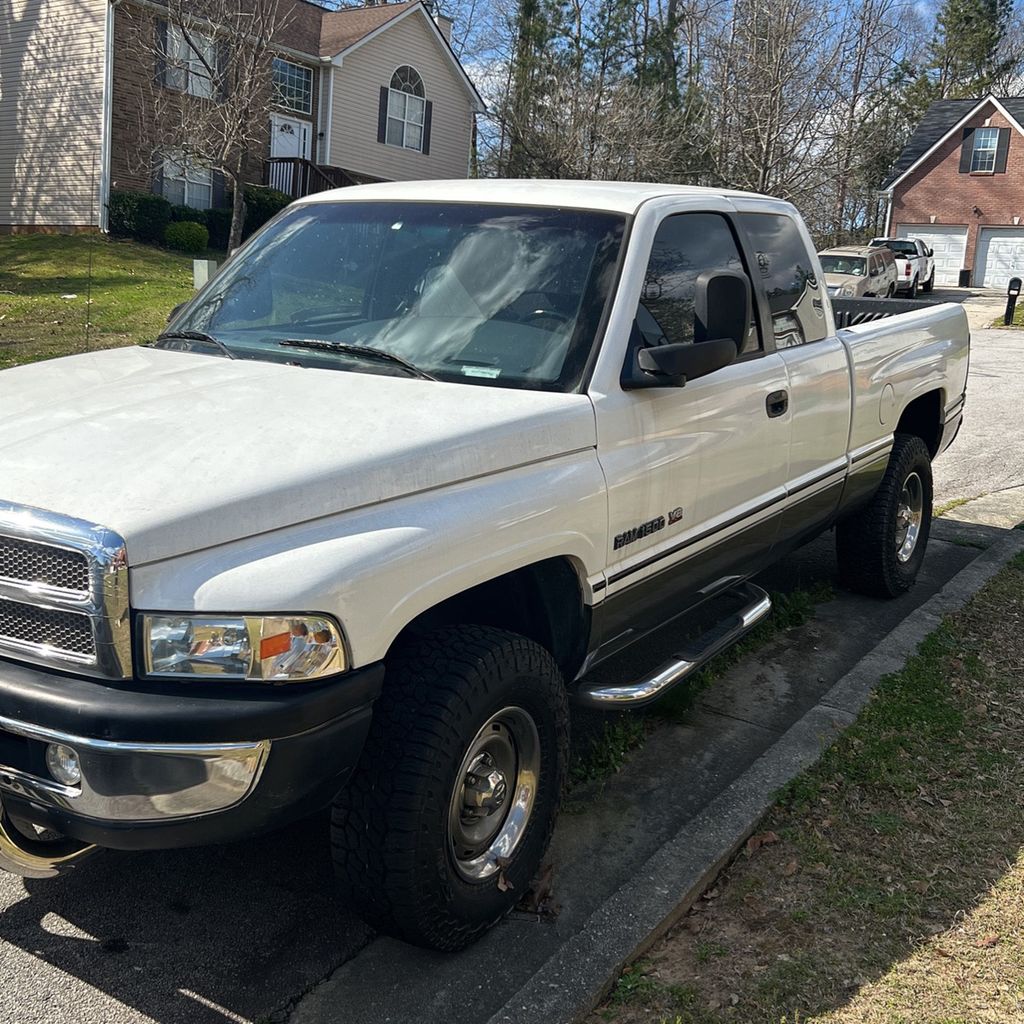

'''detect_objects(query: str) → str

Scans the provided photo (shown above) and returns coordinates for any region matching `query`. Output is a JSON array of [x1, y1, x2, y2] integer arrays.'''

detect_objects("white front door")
[[271, 114, 312, 160], [269, 115, 312, 195], [895, 224, 966, 286]]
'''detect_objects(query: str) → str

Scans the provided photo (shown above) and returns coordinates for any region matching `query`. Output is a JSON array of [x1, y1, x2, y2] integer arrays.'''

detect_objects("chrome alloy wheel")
[[895, 471, 924, 563], [447, 706, 540, 881]]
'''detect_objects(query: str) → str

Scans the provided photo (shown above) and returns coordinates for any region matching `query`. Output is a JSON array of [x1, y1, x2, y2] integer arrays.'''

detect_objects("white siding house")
[[0, 0, 110, 230]]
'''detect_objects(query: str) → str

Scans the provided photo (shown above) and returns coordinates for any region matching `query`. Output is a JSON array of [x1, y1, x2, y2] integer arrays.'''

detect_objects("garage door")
[[894, 224, 967, 286], [976, 228, 1024, 289]]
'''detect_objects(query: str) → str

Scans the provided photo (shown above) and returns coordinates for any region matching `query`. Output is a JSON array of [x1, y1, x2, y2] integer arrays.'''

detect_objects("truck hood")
[[0, 347, 596, 565]]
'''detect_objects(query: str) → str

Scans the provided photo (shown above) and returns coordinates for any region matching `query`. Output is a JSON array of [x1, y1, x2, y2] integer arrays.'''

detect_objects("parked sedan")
[[819, 245, 898, 299]]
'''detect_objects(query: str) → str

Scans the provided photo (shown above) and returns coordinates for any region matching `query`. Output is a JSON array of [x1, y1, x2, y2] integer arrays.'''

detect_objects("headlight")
[[140, 614, 347, 682], [840, 284, 857, 296]]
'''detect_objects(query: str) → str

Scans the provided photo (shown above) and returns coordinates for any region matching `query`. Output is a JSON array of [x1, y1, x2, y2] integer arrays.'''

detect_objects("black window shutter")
[[377, 86, 389, 144], [422, 100, 433, 155], [959, 126, 976, 173], [217, 39, 230, 101], [212, 171, 226, 208], [995, 127, 1010, 172], [155, 19, 168, 86]]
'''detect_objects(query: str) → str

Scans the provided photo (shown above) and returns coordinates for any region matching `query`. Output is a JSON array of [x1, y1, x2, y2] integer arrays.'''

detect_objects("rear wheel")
[[331, 625, 568, 951], [907, 276, 919, 299], [922, 269, 935, 293], [836, 434, 932, 598]]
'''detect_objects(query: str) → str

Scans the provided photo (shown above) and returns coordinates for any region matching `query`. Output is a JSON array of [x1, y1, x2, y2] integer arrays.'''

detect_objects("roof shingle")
[[319, 1, 420, 58]]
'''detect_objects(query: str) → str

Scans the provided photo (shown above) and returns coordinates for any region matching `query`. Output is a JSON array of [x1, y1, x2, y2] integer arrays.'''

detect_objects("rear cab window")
[[738, 212, 828, 348]]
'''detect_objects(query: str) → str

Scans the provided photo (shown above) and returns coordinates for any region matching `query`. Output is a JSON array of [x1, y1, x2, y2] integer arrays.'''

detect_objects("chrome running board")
[[575, 582, 772, 709]]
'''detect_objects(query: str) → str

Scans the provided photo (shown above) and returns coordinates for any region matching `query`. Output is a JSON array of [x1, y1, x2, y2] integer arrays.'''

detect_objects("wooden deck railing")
[[264, 158, 354, 200]]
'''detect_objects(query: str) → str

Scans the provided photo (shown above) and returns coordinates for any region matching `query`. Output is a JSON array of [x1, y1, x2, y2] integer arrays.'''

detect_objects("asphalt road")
[[1, 294, 1019, 1024], [932, 325, 1024, 505]]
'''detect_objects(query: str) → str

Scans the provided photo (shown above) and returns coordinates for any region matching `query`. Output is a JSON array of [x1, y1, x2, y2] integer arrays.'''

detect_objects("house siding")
[[0, 0, 107, 229], [328, 10, 473, 182], [892, 101, 1024, 278]]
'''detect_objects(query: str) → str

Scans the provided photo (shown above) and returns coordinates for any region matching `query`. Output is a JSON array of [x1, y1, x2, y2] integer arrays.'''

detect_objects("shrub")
[[170, 204, 206, 225], [242, 185, 291, 238], [164, 220, 210, 255], [133, 192, 173, 244], [108, 190, 142, 238], [205, 207, 232, 250]]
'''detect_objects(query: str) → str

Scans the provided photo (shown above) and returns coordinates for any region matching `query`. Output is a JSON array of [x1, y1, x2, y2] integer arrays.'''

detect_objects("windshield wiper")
[[278, 338, 436, 381], [152, 330, 236, 360]]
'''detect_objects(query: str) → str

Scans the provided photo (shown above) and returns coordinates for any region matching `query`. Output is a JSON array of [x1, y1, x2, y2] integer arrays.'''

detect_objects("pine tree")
[[926, 0, 1013, 97]]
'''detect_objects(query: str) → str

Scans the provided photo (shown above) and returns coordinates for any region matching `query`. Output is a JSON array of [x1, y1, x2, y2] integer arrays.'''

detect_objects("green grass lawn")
[[592, 554, 1024, 1024], [0, 234, 196, 370]]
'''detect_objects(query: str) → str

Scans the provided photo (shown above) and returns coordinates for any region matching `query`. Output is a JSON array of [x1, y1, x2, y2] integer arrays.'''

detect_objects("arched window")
[[384, 65, 429, 152]]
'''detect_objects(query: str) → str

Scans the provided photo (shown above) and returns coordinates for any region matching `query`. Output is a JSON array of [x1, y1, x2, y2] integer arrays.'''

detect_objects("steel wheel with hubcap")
[[332, 625, 568, 951], [448, 707, 540, 880], [836, 433, 933, 597]]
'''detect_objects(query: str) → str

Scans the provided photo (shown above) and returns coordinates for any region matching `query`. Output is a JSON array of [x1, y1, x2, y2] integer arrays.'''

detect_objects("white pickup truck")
[[870, 236, 936, 297], [0, 181, 969, 951]]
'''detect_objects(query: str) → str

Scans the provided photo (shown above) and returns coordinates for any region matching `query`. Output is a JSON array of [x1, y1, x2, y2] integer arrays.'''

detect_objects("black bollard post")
[[1005, 277, 1022, 326]]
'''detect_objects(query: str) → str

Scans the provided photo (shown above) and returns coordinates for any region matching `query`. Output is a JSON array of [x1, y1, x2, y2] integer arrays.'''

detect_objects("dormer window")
[[385, 66, 427, 151]]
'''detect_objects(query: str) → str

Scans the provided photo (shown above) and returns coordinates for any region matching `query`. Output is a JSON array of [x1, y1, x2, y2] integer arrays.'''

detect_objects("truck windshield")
[[820, 255, 865, 276], [168, 201, 625, 392]]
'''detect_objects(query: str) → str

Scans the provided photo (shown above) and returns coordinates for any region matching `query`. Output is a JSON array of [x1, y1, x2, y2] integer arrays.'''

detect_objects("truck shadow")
[[0, 519, 1011, 1024], [0, 813, 373, 1024]]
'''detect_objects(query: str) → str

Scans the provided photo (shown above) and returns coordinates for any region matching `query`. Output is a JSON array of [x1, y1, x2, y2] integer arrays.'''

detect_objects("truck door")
[[736, 210, 853, 553], [589, 204, 790, 644]]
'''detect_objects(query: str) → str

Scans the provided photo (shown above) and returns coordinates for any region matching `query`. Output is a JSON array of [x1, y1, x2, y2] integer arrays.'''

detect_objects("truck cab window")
[[739, 212, 827, 348], [637, 212, 761, 356]]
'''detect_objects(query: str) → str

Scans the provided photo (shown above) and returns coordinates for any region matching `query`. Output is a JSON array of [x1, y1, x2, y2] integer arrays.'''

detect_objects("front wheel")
[[886, 284, 895, 298], [331, 626, 568, 951], [836, 434, 933, 597]]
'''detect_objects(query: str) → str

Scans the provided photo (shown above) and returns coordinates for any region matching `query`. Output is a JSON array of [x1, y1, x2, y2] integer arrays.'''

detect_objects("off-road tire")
[[922, 269, 935, 293], [331, 625, 569, 951], [836, 433, 932, 598]]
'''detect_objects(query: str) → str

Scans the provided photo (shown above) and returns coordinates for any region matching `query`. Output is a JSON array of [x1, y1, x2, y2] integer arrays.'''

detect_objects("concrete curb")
[[486, 530, 1024, 1024]]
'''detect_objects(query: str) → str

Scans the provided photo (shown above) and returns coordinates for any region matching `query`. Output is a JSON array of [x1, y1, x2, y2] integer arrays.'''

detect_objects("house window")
[[162, 154, 213, 210], [971, 127, 999, 172], [273, 58, 312, 116], [386, 65, 426, 151], [165, 24, 217, 100]]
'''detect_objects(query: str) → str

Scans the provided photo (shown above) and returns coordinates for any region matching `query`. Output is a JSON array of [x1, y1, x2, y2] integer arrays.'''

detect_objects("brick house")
[[881, 94, 1024, 288], [0, 0, 483, 233]]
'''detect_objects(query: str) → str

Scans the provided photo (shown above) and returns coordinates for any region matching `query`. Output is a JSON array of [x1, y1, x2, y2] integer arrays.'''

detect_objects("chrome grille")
[[0, 536, 90, 595], [0, 598, 94, 656], [0, 501, 131, 677]]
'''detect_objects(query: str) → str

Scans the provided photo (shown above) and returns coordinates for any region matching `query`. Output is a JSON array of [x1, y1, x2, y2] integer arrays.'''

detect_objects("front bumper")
[[0, 656, 383, 852]]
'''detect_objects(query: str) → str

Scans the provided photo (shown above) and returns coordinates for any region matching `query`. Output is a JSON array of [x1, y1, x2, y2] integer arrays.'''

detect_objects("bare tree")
[[122, 0, 290, 249]]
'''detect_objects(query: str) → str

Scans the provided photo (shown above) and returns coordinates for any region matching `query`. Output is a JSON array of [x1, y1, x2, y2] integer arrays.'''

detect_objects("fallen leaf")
[[934, 947, 954, 958], [910, 880, 930, 894], [701, 886, 720, 901], [745, 831, 780, 856], [976, 934, 1000, 948], [781, 859, 799, 877]]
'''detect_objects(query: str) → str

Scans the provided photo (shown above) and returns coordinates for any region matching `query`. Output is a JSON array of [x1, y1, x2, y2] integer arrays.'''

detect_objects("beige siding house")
[[0, 0, 481, 233], [0, 0, 111, 231], [323, 4, 478, 182]]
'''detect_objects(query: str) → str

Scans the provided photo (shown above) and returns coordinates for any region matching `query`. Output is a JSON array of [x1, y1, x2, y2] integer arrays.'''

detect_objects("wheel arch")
[[895, 388, 944, 457], [387, 556, 592, 680]]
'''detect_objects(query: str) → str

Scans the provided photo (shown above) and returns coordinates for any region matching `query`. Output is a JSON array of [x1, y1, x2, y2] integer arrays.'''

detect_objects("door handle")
[[766, 390, 789, 418]]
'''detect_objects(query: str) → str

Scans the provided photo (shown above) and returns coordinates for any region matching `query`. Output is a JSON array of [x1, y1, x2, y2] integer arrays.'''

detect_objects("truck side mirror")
[[166, 302, 186, 324], [632, 338, 738, 388], [694, 269, 752, 348]]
